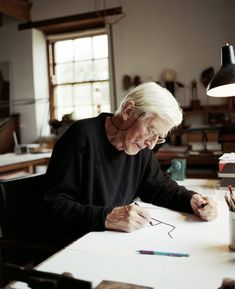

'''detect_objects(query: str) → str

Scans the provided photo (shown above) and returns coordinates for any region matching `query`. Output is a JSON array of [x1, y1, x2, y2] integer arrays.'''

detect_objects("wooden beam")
[[0, 0, 31, 21], [18, 6, 122, 34]]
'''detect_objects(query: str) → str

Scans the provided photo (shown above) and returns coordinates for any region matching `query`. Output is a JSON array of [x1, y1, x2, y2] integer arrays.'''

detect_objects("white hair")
[[116, 82, 183, 129]]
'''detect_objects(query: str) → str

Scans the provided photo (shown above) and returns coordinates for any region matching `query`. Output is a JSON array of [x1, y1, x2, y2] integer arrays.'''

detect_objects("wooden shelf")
[[181, 103, 235, 125], [157, 102, 235, 178]]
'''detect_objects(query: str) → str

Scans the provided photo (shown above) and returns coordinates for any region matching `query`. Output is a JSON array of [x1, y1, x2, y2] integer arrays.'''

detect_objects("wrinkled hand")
[[105, 204, 151, 232], [190, 194, 217, 221]]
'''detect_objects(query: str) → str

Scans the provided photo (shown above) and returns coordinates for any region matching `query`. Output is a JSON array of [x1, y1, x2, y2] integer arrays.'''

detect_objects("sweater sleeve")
[[138, 152, 196, 213], [43, 125, 113, 239]]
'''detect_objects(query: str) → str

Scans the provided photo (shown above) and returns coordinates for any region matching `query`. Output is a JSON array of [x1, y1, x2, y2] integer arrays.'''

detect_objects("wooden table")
[[0, 152, 51, 178]]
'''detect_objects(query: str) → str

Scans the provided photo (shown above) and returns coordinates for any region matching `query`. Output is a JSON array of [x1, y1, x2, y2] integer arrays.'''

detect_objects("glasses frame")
[[155, 137, 166, 145]]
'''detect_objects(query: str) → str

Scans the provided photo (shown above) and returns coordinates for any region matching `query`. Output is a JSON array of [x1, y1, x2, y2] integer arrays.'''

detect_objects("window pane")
[[55, 63, 74, 84], [92, 82, 111, 113], [54, 85, 73, 120], [73, 105, 93, 119], [55, 107, 74, 121], [74, 37, 92, 60], [74, 61, 93, 82], [93, 59, 109, 80], [74, 83, 92, 105], [93, 35, 108, 58], [54, 40, 73, 63], [93, 81, 110, 105], [102, 104, 111, 112]]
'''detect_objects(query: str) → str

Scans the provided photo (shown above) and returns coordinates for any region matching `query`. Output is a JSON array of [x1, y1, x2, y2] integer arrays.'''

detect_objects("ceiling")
[[0, 0, 31, 22]]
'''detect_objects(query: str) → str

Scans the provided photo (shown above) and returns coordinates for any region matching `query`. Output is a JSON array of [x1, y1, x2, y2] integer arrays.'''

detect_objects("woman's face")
[[120, 115, 170, 155]]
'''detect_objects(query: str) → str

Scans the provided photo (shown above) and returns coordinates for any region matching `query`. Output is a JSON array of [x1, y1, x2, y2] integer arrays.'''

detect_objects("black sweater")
[[44, 113, 195, 242]]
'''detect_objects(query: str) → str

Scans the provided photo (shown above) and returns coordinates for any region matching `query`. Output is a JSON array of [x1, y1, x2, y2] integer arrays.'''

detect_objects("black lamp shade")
[[207, 44, 235, 97]]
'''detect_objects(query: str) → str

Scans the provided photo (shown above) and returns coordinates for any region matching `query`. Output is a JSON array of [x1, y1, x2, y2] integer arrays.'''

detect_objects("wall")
[[0, 15, 37, 143], [113, 0, 235, 105], [0, 0, 234, 143], [32, 29, 50, 138]]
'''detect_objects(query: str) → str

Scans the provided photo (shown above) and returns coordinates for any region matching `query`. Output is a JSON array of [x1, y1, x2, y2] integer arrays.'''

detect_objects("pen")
[[192, 195, 206, 209], [137, 250, 190, 257], [134, 202, 153, 225], [198, 203, 206, 208]]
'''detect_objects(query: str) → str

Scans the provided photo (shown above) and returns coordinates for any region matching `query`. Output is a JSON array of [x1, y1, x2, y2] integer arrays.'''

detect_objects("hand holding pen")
[[105, 203, 151, 232], [191, 194, 217, 221]]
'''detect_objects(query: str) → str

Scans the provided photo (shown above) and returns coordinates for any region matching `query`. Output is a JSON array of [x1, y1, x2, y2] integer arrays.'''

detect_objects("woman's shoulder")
[[57, 113, 111, 146], [70, 113, 111, 133]]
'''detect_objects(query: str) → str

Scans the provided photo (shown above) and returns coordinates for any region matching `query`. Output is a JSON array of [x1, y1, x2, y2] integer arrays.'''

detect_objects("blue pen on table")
[[137, 250, 190, 257]]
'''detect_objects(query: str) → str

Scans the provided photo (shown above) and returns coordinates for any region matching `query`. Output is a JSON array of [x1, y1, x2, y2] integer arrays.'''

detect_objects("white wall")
[[32, 29, 50, 138], [0, 17, 49, 143], [0, 15, 37, 143], [0, 0, 235, 142], [112, 0, 235, 105]]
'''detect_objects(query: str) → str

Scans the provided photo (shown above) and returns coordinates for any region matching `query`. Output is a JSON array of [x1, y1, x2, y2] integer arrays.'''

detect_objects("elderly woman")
[[44, 82, 217, 243]]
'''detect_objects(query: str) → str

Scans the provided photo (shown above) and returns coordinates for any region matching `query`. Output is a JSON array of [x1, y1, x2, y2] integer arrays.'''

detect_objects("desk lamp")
[[207, 43, 235, 97]]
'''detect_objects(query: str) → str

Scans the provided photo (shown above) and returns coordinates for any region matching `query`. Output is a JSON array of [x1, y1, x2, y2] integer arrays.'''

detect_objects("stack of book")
[[218, 153, 235, 190]]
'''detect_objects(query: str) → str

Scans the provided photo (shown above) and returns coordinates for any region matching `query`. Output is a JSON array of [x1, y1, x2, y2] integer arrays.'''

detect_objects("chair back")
[[0, 173, 50, 243]]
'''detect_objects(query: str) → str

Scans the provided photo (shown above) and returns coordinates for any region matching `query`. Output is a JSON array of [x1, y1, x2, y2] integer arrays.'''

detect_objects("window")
[[48, 30, 111, 121]]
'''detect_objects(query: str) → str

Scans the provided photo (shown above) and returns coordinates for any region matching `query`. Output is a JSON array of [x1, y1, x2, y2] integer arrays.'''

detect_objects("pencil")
[[225, 186, 235, 212], [228, 185, 234, 199]]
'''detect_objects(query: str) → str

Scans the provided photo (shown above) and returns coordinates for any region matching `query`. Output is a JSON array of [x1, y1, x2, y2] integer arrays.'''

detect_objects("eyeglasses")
[[149, 217, 176, 238], [144, 126, 166, 144], [136, 112, 166, 144], [155, 136, 166, 145]]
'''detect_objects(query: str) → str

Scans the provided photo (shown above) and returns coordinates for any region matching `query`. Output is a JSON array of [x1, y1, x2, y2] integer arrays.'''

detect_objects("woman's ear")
[[122, 101, 135, 120]]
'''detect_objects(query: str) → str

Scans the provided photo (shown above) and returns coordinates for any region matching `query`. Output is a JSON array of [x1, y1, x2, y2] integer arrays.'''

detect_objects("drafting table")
[[5, 179, 235, 289]]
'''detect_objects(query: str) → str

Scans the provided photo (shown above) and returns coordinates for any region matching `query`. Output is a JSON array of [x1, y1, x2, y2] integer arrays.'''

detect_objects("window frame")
[[46, 28, 113, 121]]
